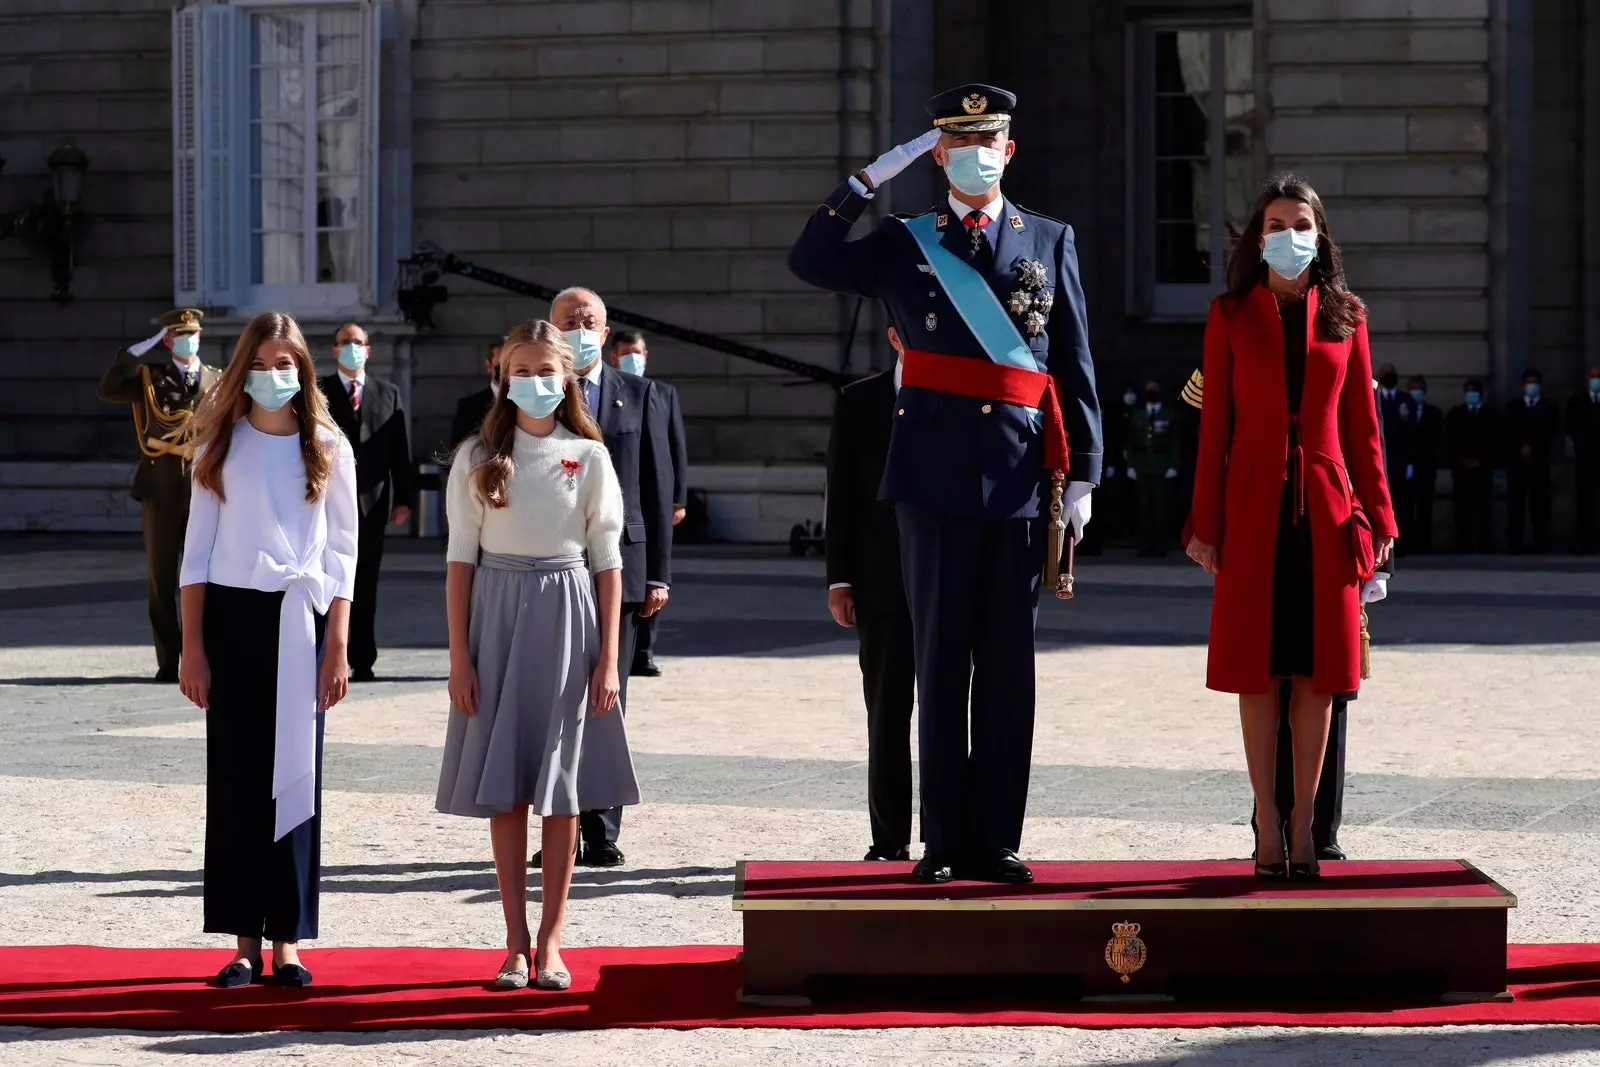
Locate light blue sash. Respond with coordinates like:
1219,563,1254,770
900,213,1035,371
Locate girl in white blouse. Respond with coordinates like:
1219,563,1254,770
436,318,638,992
177,311,358,989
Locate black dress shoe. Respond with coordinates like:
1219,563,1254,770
957,849,1034,884
271,961,313,988
154,667,178,684
1316,842,1347,861
632,653,662,678
863,846,911,862
351,667,376,683
580,840,625,868
214,956,264,988
910,854,954,883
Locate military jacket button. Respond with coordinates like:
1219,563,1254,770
897,408,905,416
981,404,993,414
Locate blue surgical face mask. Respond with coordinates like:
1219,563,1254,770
1409,388,1426,405
336,341,367,372
616,353,647,377
943,144,1006,197
1261,228,1318,281
1123,391,1138,407
1465,391,1482,406
1590,377,1600,393
564,329,604,372
244,368,300,412
170,333,200,359
1525,381,1541,400
505,373,566,418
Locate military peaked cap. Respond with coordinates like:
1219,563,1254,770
925,83,1015,134
157,308,204,335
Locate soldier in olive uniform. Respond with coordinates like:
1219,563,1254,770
97,308,220,682
1125,381,1181,557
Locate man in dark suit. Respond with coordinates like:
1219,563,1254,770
826,325,918,862
790,83,1103,885
1375,364,1414,546
552,287,674,868
1445,378,1498,552
320,323,416,683
606,329,689,678
1504,367,1560,554
1400,375,1444,554
1566,364,1600,553
98,308,221,682
449,337,504,449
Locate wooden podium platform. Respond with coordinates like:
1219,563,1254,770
733,860,1516,1006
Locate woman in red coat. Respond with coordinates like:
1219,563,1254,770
1187,176,1396,880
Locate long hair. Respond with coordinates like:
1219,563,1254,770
188,311,338,503
1224,173,1365,340
468,319,604,510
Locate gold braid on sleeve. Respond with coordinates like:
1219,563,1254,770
132,366,197,460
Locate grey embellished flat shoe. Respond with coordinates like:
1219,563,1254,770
493,952,531,990
534,952,571,991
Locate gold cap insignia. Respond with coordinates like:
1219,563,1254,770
180,310,197,326
962,93,988,115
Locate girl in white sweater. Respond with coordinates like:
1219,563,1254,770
436,318,638,991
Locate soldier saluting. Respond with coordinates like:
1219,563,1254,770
790,84,1103,885
98,308,220,683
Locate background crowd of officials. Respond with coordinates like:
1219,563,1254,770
1093,363,1600,558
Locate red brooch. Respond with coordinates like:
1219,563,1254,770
560,458,582,489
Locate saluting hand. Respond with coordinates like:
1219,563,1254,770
859,128,942,191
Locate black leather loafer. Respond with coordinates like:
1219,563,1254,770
864,846,912,862
580,841,625,868
1316,842,1347,861
272,962,313,988
911,854,954,883
214,956,263,988
957,849,1034,884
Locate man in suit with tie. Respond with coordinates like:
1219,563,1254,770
790,83,1103,884
98,308,221,682
606,329,689,678
826,324,918,862
1566,364,1600,553
1375,364,1414,546
1446,378,1498,552
1504,367,1560,554
449,337,504,449
1401,375,1444,554
320,323,415,682
548,287,674,868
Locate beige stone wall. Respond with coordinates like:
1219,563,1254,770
408,0,879,465
1262,0,1493,394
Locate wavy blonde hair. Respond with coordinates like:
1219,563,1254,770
467,319,603,509
188,311,340,502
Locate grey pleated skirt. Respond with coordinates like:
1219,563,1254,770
436,552,641,819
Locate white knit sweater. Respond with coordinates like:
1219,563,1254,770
446,425,624,572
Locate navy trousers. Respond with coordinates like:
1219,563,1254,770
203,584,325,943
579,601,642,846
895,505,1044,858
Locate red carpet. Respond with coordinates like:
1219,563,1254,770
1,943,1598,1031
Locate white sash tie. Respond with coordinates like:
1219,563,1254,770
249,552,335,841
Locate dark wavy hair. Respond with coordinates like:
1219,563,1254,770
1225,173,1365,341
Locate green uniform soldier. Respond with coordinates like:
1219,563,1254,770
1124,380,1182,557
97,308,221,682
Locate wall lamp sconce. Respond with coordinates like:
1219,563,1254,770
0,139,90,304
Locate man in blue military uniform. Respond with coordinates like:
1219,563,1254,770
790,84,1102,884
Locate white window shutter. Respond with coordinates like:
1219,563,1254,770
198,3,243,309
171,5,201,305
360,0,381,308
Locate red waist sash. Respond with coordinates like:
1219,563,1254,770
900,348,1070,474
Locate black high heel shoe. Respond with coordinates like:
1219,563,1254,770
1254,826,1290,881
1288,827,1322,880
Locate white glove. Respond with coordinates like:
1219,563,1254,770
1126,468,1138,482
860,129,941,190
1064,482,1092,544
1165,468,1178,480
128,327,168,358
1361,571,1390,605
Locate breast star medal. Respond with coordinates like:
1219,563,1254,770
1008,259,1054,336
1009,290,1032,316
1104,922,1148,985
1017,258,1048,290
1024,311,1047,337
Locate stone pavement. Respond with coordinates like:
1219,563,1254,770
2,535,1599,1066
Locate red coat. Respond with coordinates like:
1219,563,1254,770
1191,285,1397,695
